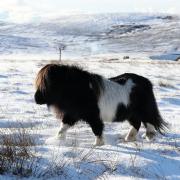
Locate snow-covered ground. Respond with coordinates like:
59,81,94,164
0,13,180,61
0,56,179,179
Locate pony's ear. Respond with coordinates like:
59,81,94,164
34,89,46,105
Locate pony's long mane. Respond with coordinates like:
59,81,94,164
35,64,56,91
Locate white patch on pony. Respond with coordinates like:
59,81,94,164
94,136,104,146
125,126,137,141
98,78,135,122
56,123,70,140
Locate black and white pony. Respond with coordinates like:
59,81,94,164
34,64,167,146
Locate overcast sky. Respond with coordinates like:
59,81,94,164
0,0,180,22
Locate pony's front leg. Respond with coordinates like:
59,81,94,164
57,123,70,139
56,114,77,140
85,116,104,146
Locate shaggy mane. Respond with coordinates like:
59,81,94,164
35,63,104,100
35,64,57,91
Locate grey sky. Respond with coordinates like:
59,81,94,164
0,0,179,22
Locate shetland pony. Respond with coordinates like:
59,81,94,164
34,64,167,146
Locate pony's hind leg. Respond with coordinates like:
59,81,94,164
142,123,156,141
125,126,138,141
125,119,141,142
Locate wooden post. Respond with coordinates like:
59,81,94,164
59,47,61,61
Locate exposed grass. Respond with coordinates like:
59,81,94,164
0,124,39,177
0,124,116,179
40,143,112,179
158,80,174,88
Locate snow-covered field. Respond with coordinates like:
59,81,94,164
0,13,180,61
0,55,179,179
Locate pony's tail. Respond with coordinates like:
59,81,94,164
154,113,169,135
150,91,169,135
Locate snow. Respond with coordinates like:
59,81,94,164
0,56,180,179
0,11,180,179
0,13,180,61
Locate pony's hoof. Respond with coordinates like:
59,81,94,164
124,135,136,142
56,133,66,140
142,132,156,141
94,137,105,146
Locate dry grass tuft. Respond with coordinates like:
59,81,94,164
158,80,174,88
0,125,38,177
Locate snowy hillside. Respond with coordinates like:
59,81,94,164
0,56,179,179
0,13,180,60
0,11,180,179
